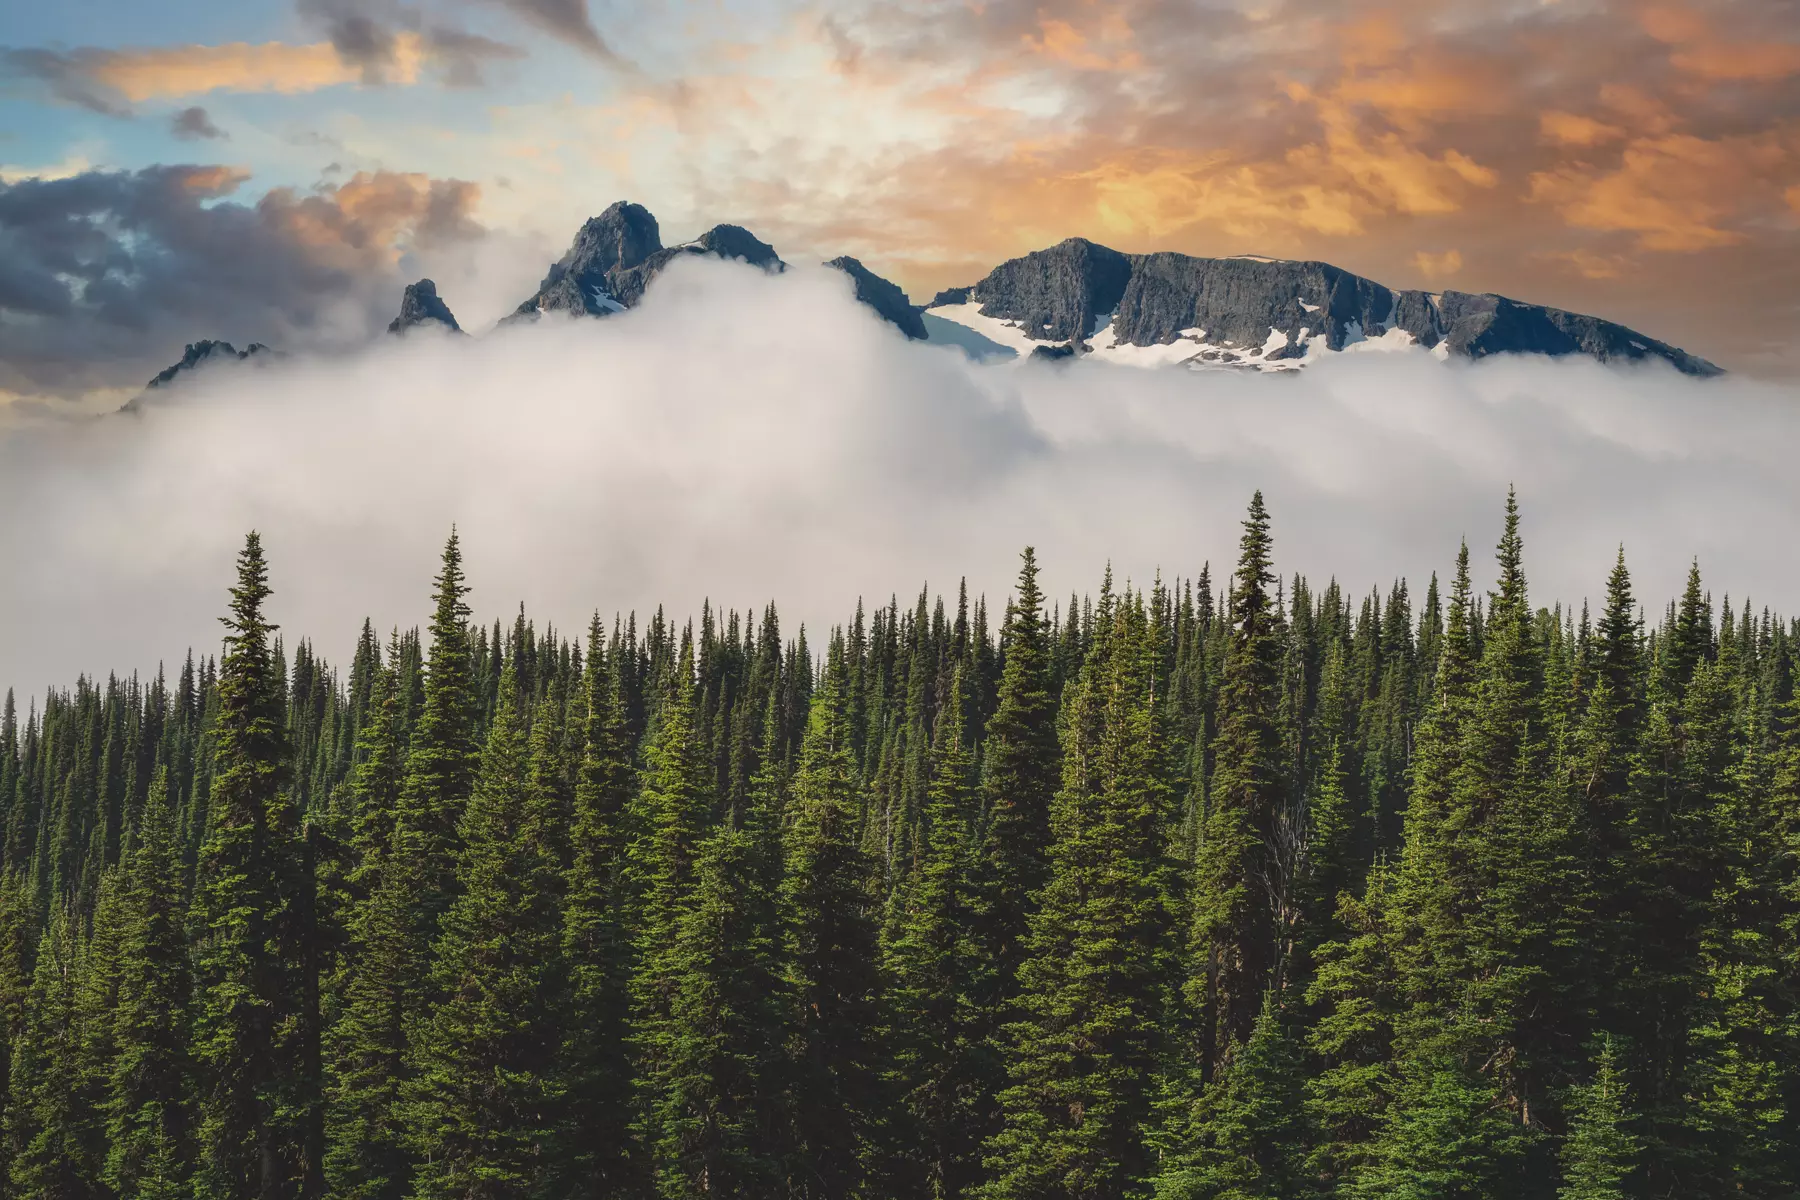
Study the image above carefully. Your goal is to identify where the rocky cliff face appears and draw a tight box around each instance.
[826,256,927,340]
[930,243,1722,375]
[388,279,464,334]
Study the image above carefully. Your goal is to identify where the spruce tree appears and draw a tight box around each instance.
[188,531,318,1200]
[402,665,564,1198]
[884,668,984,1200]
[1557,1037,1638,1200]
[648,794,790,1199]
[784,664,889,1200]
[104,773,192,1199]
[980,584,1179,1200]
[1192,493,1286,1078]
[555,620,643,1199]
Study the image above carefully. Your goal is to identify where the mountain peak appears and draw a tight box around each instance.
[388,279,464,335]
[925,240,1722,375]
[826,256,927,340]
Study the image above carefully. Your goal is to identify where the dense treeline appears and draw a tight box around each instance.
[0,493,1795,1200]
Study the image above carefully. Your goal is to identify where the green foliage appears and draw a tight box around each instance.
[0,509,1797,1200]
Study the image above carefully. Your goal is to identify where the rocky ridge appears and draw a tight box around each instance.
[928,238,1721,375]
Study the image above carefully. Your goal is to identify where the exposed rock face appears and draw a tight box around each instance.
[932,244,1723,375]
[609,224,786,307]
[825,256,927,340]
[510,200,663,319]
[388,278,464,334]
[958,238,1133,344]
[122,340,278,411]
[510,203,933,338]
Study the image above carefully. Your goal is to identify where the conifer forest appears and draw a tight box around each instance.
[2,490,1797,1200]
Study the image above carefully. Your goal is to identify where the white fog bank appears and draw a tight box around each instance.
[2,256,1795,690]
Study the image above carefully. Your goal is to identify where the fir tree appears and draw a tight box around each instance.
[1192,493,1287,1078]
[784,664,889,1200]
[402,665,564,1198]
[103,773,192,1199]
[188,531,319,1200]
[1557,1037,1638,1200]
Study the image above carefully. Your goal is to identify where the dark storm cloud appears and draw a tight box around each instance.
[170,105,226,140]
[0,165,487,401]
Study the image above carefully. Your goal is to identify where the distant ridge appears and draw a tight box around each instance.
[124,206,1722,410]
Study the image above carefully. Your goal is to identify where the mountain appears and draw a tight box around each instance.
[925,238,1722,375]
[505,202,930,337]
[506,202,794,321]
[825,256,928,340]
[121,339,279,411]
[389,278,464,334]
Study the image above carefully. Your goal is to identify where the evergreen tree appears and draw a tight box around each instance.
[648,790,790,1200]
[402,665,564,1198]
[188,531,319,1200]
[104,773,192,1199]
[980,584,1179,1200]
[884,668,985,1200]
[1557,1037,1638,1200]
[784,663,889,1200]
[1192,493,1287,1079]
[555,620,643,1199]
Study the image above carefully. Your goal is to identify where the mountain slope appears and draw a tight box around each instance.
[389,279,464,334]
[927,239,1721,375]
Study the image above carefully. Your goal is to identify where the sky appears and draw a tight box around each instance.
[3,0,1799,410]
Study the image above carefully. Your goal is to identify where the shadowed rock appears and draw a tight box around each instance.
[825,256,927,340]
[388,279,464,334]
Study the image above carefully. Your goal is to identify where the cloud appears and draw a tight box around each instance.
[170,105,226,140]
[1414,249,1462,280]
[483,0,623,64]
[0,164,497,401]
[1,256,1793,694]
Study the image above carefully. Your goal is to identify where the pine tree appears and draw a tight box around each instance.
[649,797,790,1199]
[555,620,644,1199]
[1192,493,1287,1079]
[884,667,985,1200]
[979,583,1179,1200]
[1155,995,1310,1200]
[397,532,479,940]
[188,531,319,1200]
[784,664,889,1200]
[104,772,192,1199]
[322,824,422,1200]
[1557,1037,1638,1200]
[6,906,106,1199]
[402,665,565,1198]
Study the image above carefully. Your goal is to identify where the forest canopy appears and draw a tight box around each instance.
[0,492,1794,1200]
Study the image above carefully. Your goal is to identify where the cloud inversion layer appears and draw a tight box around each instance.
[0,257,1794,692]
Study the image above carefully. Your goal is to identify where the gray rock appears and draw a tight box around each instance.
[935,243,1722,375]
[825,256,927,340]
[509,200,663,320]
[953,238,1132,343]
[388,278,464,335]
[121,339,279,411]
[609,224,786,307]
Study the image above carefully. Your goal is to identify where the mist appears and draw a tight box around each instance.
[2,254,1796,693]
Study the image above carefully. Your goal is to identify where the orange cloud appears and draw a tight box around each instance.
[1640,5,1800,81]
[1528,133,1790,251]
[86,36,424,102]
[1022,15,1141,71]
[1415,248,1463,279]
[261,171,483,269]
[1540,111,1626,147]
